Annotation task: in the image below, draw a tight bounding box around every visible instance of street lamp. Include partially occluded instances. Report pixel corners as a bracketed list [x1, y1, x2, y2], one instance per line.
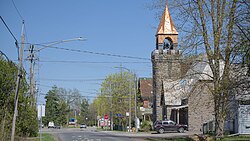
[36, 37, 86, 52]
[25, 37, 86, 135]
[26, 37, 86, 106]
[114, 66, 138, 132]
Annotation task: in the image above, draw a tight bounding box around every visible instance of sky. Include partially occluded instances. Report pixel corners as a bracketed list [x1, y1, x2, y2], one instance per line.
[0, 0, 160, 104]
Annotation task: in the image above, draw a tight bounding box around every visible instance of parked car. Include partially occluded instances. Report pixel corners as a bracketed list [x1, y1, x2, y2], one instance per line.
[48, 122, 55, 128]
[54, 124, 61, 129]
[39, 123, 44, 128]
[154, 120, 188, 134]
[80, 124, 87, 129]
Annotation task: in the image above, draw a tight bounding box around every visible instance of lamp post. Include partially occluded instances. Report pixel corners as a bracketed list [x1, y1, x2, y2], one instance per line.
[114, 66, 137, 132]
[36, 37, 86, 52]
[28, 37, 86, 101]
[26, 37, 85, 139]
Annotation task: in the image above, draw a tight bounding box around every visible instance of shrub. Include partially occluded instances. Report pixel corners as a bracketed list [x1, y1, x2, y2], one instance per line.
[140, 120, 152, 132]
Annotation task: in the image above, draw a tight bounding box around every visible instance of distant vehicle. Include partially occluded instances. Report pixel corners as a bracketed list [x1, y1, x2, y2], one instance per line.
[80, 124, 87, 129]
[153, 120, 188, 134]
[39, 123, 44, 128]
[48, 122, 55, 128]
[69, 118, 77, 125]
[54, 124, 61, 129]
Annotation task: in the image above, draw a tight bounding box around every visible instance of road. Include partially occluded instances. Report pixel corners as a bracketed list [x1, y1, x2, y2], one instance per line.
[41, 127, 200, 141]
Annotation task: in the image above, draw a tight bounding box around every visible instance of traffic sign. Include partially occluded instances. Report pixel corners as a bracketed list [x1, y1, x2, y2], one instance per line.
[104, 114, 108, 119]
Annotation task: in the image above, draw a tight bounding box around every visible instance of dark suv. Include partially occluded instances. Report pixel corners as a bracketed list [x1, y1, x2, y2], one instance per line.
[154, 120, 188, 134]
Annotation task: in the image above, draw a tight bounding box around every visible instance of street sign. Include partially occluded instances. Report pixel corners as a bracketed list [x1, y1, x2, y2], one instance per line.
[37, 105, 45, 119]
[126, 112, 129, 117]
[104, 114, 108, 119]
[116, 114, 122, 117]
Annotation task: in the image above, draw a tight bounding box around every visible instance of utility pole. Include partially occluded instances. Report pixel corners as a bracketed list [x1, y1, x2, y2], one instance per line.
[129, 76, 132, 132]
[11, 20, 25, 141]
[115, 66, 132, 132]
[28, 45, 35, 106]
[134, 73, 138, 132]
[109, 83, 113, 131]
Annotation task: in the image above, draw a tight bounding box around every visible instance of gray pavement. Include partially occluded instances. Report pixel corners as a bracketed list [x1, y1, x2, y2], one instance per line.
[41, 127, 201, 141]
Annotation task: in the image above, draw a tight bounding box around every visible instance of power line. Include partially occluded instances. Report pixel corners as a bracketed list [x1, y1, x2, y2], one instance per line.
[0, 16, 18, 43]
[38, 84, 99, 95]
[38, 60, 150, 64]
[11, 0, 24, 21]
[39, 78, 105, 82]
[29, 43, 151, 61]
[39, 93, 131, 100]
[10, 0, 30, 45]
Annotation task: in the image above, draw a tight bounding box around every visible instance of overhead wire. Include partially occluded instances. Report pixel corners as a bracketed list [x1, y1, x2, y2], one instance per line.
[29, 43, 151, 61]
[0, 16, 18, 43]
[11, 0, 24, 21]
[38, 84, 99, 95]
[11, 0, 30, 52]
[37, 60, 150, 64]
[39, 93, 131, 100]
[39, 78, 105, 82]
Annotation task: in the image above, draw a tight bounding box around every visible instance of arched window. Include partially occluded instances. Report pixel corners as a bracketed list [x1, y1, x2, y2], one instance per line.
[163, 37, 173, 50]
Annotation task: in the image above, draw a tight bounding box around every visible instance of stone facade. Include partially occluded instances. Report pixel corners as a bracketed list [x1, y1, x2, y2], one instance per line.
[152, 50, 182, 122]
[151, 4, 182, 122]
[188, 81, 214, 132]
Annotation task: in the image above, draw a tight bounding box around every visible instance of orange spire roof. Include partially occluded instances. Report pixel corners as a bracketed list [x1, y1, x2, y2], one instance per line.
[156, 4, 178, 35]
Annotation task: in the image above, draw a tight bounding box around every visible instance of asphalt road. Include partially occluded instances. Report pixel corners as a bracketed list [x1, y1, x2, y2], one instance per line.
[41, 127, 200, 141]
[57, 131, 137, 141]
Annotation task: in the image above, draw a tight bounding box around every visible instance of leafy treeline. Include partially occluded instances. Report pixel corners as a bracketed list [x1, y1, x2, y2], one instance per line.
[0, 55, 38, 140]
[43, 87, 90, 126]
[90, 71, 136, 129]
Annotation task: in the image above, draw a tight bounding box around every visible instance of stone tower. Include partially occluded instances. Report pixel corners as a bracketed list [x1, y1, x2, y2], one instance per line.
[151, 4, 182, 122]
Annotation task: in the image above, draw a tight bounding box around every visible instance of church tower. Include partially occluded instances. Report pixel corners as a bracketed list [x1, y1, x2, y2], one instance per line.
[151, 4, 182, 122]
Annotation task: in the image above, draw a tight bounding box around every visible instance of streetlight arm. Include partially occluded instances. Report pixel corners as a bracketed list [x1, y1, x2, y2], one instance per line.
[37, 37, 86, 52]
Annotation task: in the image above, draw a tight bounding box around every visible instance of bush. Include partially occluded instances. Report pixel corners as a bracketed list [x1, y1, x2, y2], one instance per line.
[140, 120, 152, 132]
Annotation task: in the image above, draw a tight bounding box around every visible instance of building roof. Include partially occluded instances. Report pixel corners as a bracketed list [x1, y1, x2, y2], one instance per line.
[156, 4, 178, 35]
[138, 78, 153, 99]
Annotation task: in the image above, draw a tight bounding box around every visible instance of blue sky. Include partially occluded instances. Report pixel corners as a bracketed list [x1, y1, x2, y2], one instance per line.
[1, 0, 160, 103]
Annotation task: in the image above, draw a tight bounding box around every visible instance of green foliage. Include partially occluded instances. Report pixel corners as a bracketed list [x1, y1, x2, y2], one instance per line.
[77, 98, 89, 124]
[0, 55, 38, 139]
[91, 71, 136, 127]
[43, 86, 70, 126]
[35, 133, 55, 141]
[140, 120, 152, 132]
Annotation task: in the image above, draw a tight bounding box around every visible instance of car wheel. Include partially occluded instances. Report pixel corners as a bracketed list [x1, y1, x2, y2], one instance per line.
[158, 128, 164, 134]
[178, 127, 184, 133]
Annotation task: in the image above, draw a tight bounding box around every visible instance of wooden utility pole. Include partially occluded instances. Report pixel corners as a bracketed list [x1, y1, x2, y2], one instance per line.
[28, 45, 36, 106]
[11, 20, 25, 141]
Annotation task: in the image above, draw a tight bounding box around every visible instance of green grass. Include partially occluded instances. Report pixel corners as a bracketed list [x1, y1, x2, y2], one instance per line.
[146, 137, 192, 141]
[35, 133, 55, 141]
[221, 135, 250, 141]
[145, 135, 250, 141]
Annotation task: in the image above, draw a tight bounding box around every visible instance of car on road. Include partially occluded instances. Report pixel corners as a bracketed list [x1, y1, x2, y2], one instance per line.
[48, 122, 55, 128]
[153, 120, 188, 134]
[54, 124, 61, 129]
[39, 123, 44, 128]
[80, 124, 87, 129]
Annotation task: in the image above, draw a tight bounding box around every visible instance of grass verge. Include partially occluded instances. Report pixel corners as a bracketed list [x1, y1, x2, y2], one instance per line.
[35, 133, 55, 141]
[146, 135, 250, 141]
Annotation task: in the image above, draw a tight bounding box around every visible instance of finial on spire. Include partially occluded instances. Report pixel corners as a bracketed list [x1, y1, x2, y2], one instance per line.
[156, 4, 178, 35]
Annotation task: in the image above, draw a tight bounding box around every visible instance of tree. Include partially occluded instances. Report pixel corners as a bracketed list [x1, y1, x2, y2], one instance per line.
[92, 71, 136, 129]
[151, 0, 249, 138]
[78, 98, 89, 124]
[64, 88, 82, 125]
[0, 54, 38, 139]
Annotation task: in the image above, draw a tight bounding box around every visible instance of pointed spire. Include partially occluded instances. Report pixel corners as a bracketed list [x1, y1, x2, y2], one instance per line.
[156, 4, 178, 35]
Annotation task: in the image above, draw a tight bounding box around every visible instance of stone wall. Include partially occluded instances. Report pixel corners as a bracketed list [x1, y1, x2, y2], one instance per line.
[151, 49, 182, 122]
[188, 81, 214, 132]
